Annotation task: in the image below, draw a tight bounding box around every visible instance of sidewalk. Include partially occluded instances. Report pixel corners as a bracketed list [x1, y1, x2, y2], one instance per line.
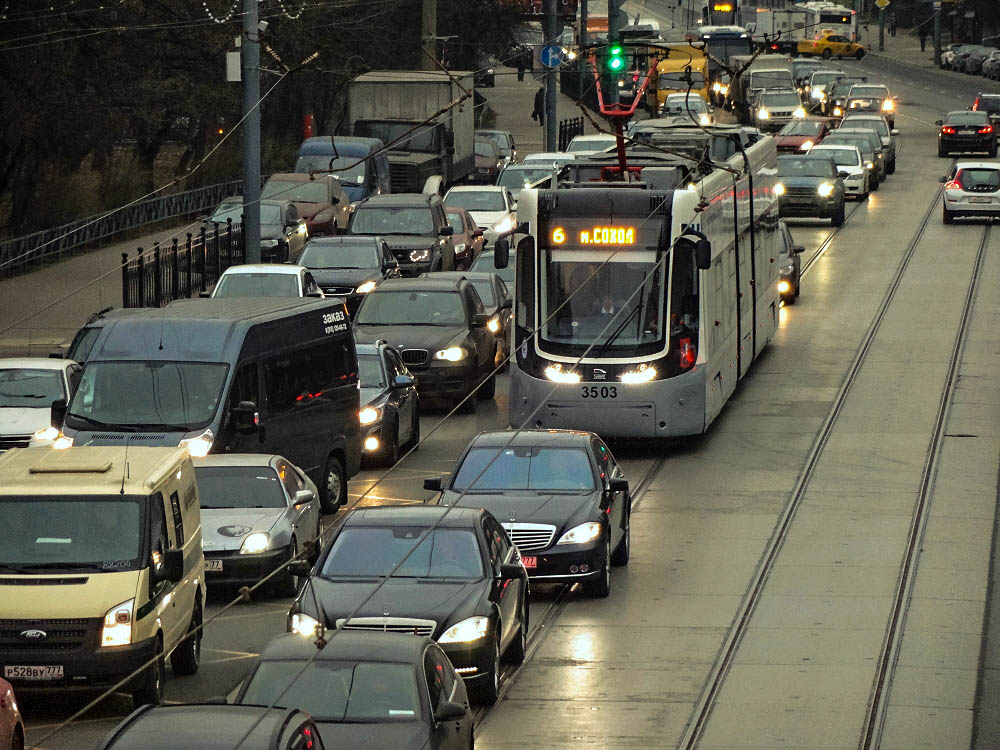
[862, 26, 940, 69]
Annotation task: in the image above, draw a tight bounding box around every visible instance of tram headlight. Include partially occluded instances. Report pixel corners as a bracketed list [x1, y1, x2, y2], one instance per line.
[719, 84, 728, 95]
[544, 364, 581, 383]
[620, 366, 657, 384]
[773, 183, 785, 196]
[817, 182, 834, 197]
[793, 107, 806, 119]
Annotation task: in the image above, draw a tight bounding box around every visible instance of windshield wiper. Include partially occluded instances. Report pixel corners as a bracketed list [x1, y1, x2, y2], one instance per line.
[0, 563, 30, 574]
[20, 562, 110, 572]
[65, 412, 133, 431]
[0, 391, 46, 398]
[314, 266, 367, 270]
[596, 303, 643, 357]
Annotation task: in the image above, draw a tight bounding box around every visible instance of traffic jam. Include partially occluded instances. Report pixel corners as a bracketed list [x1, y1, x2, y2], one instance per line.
[1, 2, 999, 749]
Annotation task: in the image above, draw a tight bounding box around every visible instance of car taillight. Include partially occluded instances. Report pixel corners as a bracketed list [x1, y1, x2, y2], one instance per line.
[944, 180, 962, 190]
[771, 43, 779, 50]
[679, 338, 696, 369]
[973, 98, 980, 110]
[941, 126, 956, 134]
[978, 125, 994, 134]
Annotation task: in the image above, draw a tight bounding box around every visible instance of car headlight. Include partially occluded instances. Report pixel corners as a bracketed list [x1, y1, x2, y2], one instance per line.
[810, 89, 824, 99]
[33, 425, 60, 442]
[719, 84, 728, 95]
[777, 279, 792, 294]
[454, 242, 467, 254]
[410, 248, 431, 263]
[492, 215, 516, 235]
[712, 82, 722, 92]
[865, 161, 874, 170]
[434, 346, 467, 362]
[354, 280, 376, 294]
[101, 599, 134, 647]
[846, 173, 861, 181]
[833, 106, 843, 116]
[290, 612, 322, 638]
[313, 209, 335, 223]
[758, 108, 770, 120]
[261, 238, 279, 247]
[798, 140, 814, 151]
[439, 616, 490, 644]
[774, 183, 785, 196]
[793, 107, 806, 119]
[486, 316, 500, 333]
[53, 434, 73, 450]
[882, 99, 894, 111]
[359, 406, 381, 424]
[180, 429, 214, 458]
[544, 364, 581, 383]
[817, 182, 834, 197]
[556, 522, 602, 545]
[620, 365, 656, 384]
[297, 224, 308, 236]
[240, 532, 270, 555]
[699, 113, 711, 125]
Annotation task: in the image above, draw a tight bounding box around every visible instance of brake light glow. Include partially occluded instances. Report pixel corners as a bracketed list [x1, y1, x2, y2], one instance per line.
[679, 338, 696, 369]
[941, 126, 956, 134]
[944, 180, 962, 190]
[978, 126, 994, 134]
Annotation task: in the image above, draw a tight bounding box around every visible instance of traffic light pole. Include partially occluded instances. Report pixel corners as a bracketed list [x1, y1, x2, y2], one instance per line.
[878, 6, 885, 52]
[544, 0, 557, 152]
[241, 0, 261, 263]
[933, 1, 942, 66]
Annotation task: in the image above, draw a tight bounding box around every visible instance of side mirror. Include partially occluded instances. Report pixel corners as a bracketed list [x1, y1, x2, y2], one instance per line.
[938, 175, 947, 183]
[287, 559, 313, 577]
[229, 400, 259, 434]
[793, 244, 805, 254]
[935, 120, 943, 126]
[609, 478, 629, 494]
[158, 549, 184, 583]
[493, 237, 510, 268]
[433, 700, 467, 723]
[499, 298, 512, 310]
[50, 398, 68, 428]
[393, 374, 415, 389]
[838, 171, 850, 179]
[199, 290, 213, 298]
[890, 129, 899, 136]
[305, 291, 324, 298]
[439, 225, 455, 237]
[694, 238, 711, 271]
[423, 477, 444, 492]
[473, 313, 490, 328]
[292, 490, 314, 506]
[472, 228, 484, 238]
[499, 562, 524, 579]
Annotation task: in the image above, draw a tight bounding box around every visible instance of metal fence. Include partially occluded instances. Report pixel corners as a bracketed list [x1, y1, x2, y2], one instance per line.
[557, 117, 585, 151]
[121, 220, 245, 308]
[0, 179, 247, 278]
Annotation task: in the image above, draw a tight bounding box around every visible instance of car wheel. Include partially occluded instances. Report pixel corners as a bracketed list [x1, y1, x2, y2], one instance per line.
[406, 409, 420, 450]
[506, 599, 527, 665]
[320, 454, 347, 513]
[381, 422, 401, 467]
[477, 371, 496, 400]
[887, 159, 896, 175]
[783, 293, 797, 305]
[938, 146, 948, 158]
[870, 175, 880, 191]
[990, 145, 998, 158]
[270, 538, 299, 598]
[611, 511, 630, 566]
[832, 204, 845, 226]
[11, 729, 23, 750]
[943, 205, 955, 224]
[457, 392, 477, 414]
[170, 599, 203, 675]
[473, 635, 501, 705]
[583, 540, 611, 598]
[132, 637, 166, 708]
[855, 49, 865, 59]
[822, 48, 832, 59]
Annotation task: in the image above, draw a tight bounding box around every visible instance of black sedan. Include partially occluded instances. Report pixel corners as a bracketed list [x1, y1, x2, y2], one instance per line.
[777, 220, 803, 304]
[937, 111, 997, 158]
[421, 271, 512, 368]
[774, 155, 847, 226]
[353, 277, 497, 413]
[299, 236, 400, 314]
[235, 632, 473, 750]
[424, 429, 630, 598]
[357, 341, 420, 465]
[287, 506, 528, 705]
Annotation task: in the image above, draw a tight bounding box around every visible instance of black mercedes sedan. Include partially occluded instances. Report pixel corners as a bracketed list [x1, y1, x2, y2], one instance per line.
[298, 236, 400, 314]
[235, 632, 474, 750]
[424, 429, 631, 598]
[356, 341, 420, 465]
[287, 506, 528, 705]
[420, 271, 513, 368]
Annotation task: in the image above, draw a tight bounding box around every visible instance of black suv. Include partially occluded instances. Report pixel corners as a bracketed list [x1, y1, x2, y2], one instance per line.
[973, 93, 1000, 126]
[347, 193, 456, 276]
[353, 277, 497, 412]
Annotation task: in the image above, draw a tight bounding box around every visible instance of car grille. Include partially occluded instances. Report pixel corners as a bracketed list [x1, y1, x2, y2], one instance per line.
[401, 349, 429, 368]
[782, 186, 819, 199]
[389, 163, 419, 193]
[0, 434, 30, 451]
[336, 617, 436, 637]
[0, 618, 97, 653]
[502, 523, 557, 552]
[322, 285, 355, 296]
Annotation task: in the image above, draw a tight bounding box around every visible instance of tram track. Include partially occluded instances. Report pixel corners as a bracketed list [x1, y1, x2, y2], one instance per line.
[677, 178, 953, 749]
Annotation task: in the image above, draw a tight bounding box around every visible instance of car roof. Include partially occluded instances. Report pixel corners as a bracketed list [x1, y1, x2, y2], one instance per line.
[446, 185, 506, 193]
[424, 271, 497, 283]
[194, 454, 284, 469]
[267, 172, 335, 184]
[298, 136, 384, 156]
[343, 504, 484, 528]
[946, 110, 988, 117]
[0, 357, 72, 371]
[219, 264, 306, 276]
[954, 161, 1000, 170]
[258, 631, 431, 664]
[371, 277, 466, 292]
[522, 152, 576, 161]
[305, 236, 382, 246]
[469, 428, 595, 448]
[357, 193, 437, 207]
[569, 134, 618, 142]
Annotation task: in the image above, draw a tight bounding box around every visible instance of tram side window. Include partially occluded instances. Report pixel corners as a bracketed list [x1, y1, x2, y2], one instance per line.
[670, 252, 699, 338]
[515, 238, 534, 332]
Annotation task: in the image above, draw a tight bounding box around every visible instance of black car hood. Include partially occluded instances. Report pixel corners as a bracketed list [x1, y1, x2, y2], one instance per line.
[441, 490, 598, 530]
[304, 576, 487, 634]
[316, 721, 428, 750]
[777, 175, 829, 188]
[354, 325, 467, 353]
[309, 268, 380, 288]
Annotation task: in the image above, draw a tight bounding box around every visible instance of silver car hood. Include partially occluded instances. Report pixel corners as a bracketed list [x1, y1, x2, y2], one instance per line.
[201, 508, 285, 552]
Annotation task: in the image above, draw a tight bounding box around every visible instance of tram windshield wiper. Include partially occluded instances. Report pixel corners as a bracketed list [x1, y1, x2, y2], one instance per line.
[595, 303, 642, 358]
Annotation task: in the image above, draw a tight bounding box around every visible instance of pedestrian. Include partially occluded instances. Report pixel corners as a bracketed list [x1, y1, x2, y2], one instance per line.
[918, 24, 927, 51]
[532, 86, 545, 128]
[517, 52, 526, 82]
[888, 12, 897, 37]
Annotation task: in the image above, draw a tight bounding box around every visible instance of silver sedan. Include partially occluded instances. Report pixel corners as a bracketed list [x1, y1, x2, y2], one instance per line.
[194, 454, 322, 597]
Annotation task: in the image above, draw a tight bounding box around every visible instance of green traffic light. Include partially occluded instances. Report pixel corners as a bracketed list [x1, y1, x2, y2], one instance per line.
[607, 44, 625, 71]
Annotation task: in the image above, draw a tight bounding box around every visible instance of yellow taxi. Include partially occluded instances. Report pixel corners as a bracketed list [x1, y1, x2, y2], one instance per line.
[798, 33, 866, 60]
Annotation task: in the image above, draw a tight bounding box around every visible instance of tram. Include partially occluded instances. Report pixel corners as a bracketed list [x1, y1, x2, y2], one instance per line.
[497, 133, 780, 438]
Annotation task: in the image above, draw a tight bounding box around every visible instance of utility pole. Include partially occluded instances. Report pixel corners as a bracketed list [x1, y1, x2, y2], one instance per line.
[933, 0, 942, 66]
[421, 0, 437, 71]
[544, 0, 558, 152]
[241, 0, 261, 263]
[878, 5, 885, 52]
[608, 0, 622, 42]
[580, 0, 588, 47]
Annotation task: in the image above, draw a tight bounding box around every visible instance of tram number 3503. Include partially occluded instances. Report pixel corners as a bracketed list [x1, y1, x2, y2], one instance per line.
[581, 385, 618, 399]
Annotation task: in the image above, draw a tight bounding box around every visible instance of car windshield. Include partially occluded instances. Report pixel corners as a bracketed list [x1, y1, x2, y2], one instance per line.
[778, 157, 836, 178]
[850, 86, 887, 98]
[322, 526, 484, 579]
[658, 71, 706, 87]
[293, 154, 367, 185]
[0, 496, 143, 570]
[452, 446, 595, 491]
[241, 660, 421, 723]
[957, 168, 1000, 189]
[843, 117, 889, 136]
[761, 93, 801, 108]
[824, 136, 872, 155]
[778, 120, 824, 136]
[750, 71, 792, 87]
[663, 96, 708, 115]
[300, 241, 378, 269]
[810, 72, 843, 86]
[498, 167, 552, 190]
[567, 137, 616, 152]
[947, 112, 990, 126]
[0, 368, 64, 408]
[355, 291, 466, 326]
[470, 253, 514, 284]
[259, 204, 283, 226]
[261, 180, 330, 204]
[446, 211, 466, 232]
[194, 466, 286, 509]
[350, 207, 434, 236]
[358, 354, 385, 388]
[213, 273, 300, 298]
[66, 361, 228, 431]
[475, 141, 498, 158]
[446, 191, 507, 212]
[813, 147, 859, 166]
[480, 132, 512, 156]
[209, 201, 244, 224]
[470, 279, 496, 306]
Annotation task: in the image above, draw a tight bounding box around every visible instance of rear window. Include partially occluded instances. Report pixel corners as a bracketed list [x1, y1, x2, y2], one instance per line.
[947, 112, 990, 126]
[957, 168, 1000, 190]
[975, 96, 1000, 114]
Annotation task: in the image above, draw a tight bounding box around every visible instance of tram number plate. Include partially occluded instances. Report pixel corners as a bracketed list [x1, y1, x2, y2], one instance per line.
[969, 197, 992, 203]
[5, 665, 63, 680]
[581, 385, 618, 399]
[521, 556, 537, 569]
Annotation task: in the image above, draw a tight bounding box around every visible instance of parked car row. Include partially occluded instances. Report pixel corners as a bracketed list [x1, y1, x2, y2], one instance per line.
[940, 43, 1000, 79]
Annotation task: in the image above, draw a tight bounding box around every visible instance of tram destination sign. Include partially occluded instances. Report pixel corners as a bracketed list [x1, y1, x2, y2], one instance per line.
[545, 218, 663, 249]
